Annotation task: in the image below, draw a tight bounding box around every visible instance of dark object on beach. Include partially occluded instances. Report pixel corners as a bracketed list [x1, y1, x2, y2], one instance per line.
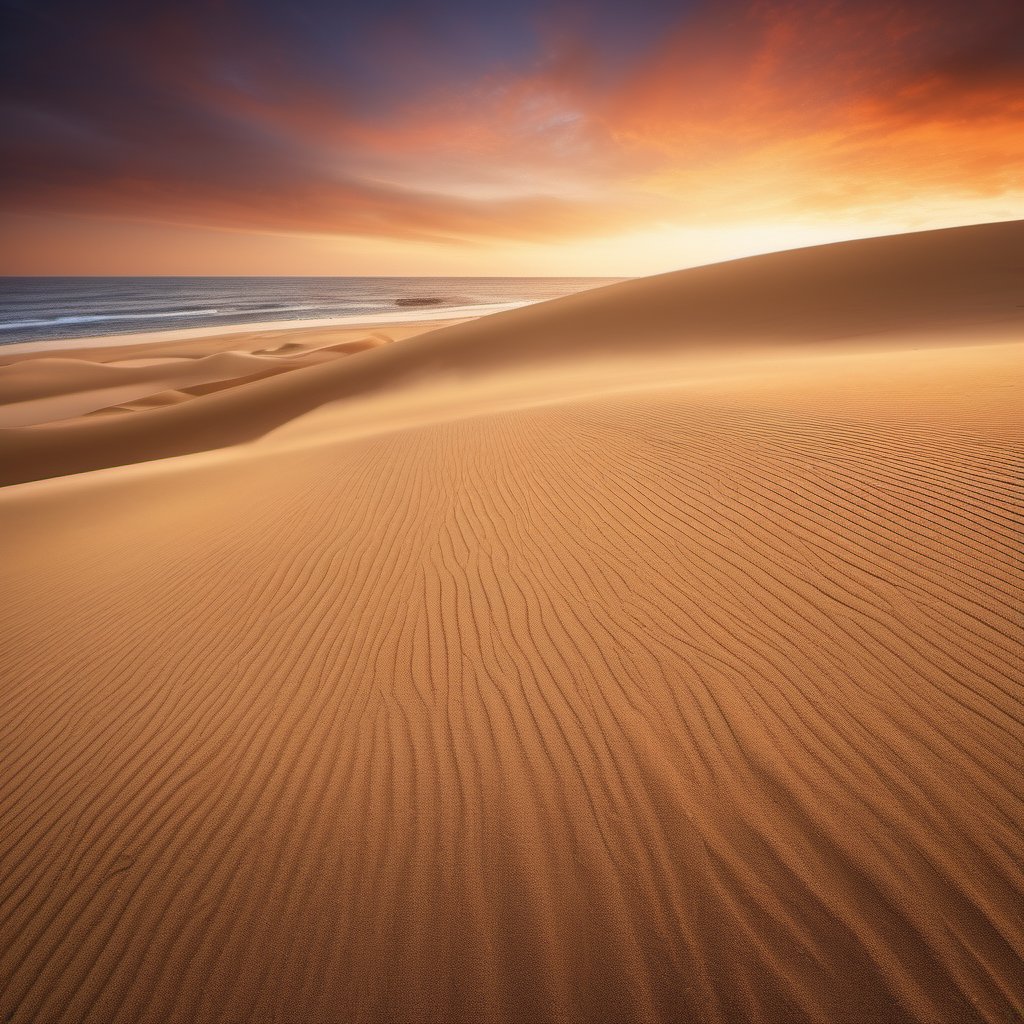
[394, 296, 446, 307]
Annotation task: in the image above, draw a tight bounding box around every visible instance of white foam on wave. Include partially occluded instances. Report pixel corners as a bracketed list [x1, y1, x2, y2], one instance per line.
[0, 308, 223, 330]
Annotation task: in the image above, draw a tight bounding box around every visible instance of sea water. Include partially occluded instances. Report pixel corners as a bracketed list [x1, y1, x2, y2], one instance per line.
[0, 277, 620, 346]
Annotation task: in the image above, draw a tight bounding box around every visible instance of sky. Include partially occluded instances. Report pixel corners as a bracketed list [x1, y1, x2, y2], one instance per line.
[1, 0, 1021, 275]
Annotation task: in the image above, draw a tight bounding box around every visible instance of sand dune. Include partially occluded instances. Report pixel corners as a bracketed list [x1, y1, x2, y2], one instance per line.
[0, 223, 1021, 1023]
[0, 352, 299, 428]
[1, 220, 1021, 486]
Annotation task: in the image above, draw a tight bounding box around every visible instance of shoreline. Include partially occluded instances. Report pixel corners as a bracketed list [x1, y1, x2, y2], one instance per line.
[0, 299, 525, 356]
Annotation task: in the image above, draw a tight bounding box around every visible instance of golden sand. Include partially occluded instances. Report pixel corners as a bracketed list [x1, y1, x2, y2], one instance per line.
[1, 222, 1021, 1023]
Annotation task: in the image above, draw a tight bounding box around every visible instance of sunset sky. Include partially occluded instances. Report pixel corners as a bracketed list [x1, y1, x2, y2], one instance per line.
[2, 0, 1021, 276]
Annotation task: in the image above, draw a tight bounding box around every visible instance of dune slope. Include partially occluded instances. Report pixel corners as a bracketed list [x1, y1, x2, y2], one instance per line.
[0, 224, 1021, 1024]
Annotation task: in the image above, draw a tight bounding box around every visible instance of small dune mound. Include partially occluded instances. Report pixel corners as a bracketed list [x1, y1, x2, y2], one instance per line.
[253, 341, 307, 355]
[0, 357, 138, 404]
[0, 351, 303, 429]
[322, 334, 394, 355]
[92, 390, 194, 415]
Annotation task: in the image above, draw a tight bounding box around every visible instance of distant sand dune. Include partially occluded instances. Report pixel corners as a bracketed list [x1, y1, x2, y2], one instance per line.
[0, 222, 1021, 1023]
[0, 352, 300, 428]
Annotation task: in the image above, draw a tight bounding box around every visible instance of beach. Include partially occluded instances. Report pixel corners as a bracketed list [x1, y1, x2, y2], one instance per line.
[0, 221, 1021, 1023]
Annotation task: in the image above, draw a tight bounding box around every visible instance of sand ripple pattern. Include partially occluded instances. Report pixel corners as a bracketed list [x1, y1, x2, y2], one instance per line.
[1, 383, 1022, 1022]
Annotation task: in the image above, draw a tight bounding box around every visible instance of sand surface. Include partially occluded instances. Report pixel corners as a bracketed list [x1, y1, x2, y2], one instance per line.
[0, 222, 1021, 1023]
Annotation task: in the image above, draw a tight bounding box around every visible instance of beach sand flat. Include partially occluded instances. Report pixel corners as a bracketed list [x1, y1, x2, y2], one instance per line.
[0, 223, 1021, 1023]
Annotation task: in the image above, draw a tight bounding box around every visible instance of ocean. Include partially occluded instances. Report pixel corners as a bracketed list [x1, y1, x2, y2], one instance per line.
[0, 276, 620, 346]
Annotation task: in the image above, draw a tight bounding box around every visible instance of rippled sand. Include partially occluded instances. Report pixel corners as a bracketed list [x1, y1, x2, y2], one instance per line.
[1, 222, 1021, 1023]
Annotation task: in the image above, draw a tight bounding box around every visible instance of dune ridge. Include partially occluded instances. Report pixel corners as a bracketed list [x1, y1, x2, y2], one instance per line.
[0, 223, 1021, 1023]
